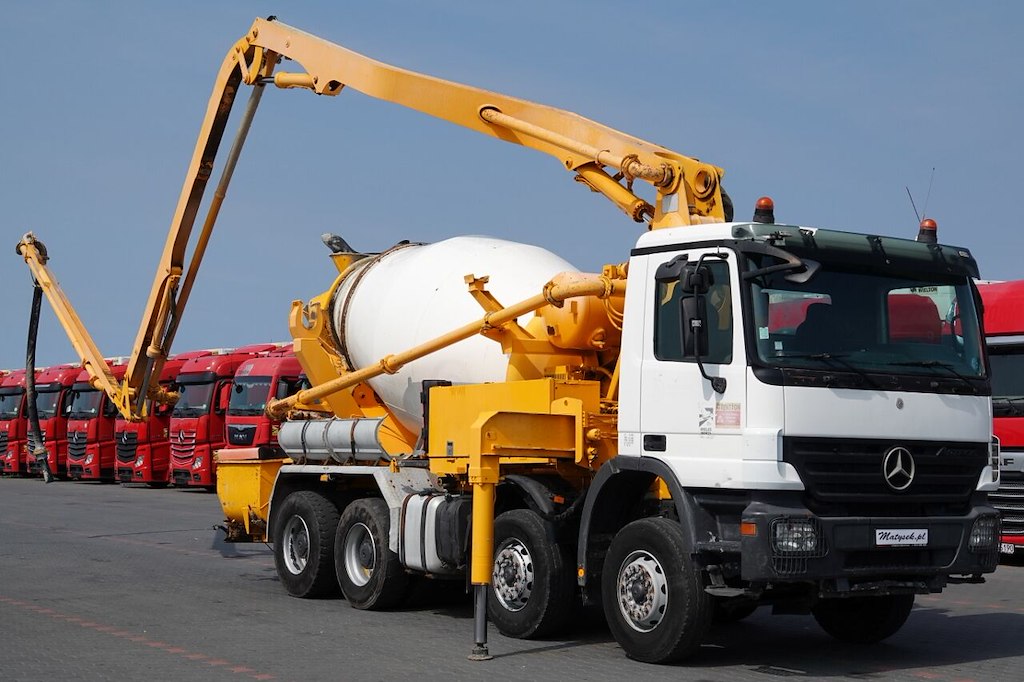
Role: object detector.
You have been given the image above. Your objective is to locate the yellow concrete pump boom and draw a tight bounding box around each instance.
[16,15,725,421]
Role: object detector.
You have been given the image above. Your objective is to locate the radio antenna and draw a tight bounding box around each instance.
[921,167,936,218]
[905,186,921,223]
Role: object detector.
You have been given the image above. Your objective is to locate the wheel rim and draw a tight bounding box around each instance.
[492,537,534,612]
[616,549,668,632]
[344,522,376,587]
[281,515,311,575]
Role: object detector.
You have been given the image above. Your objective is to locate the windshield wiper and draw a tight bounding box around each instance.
[229,408,264,416]
[775,352,882,388]
[174,408,207,418]
[887,360,979,394]
[994,396,1024,417]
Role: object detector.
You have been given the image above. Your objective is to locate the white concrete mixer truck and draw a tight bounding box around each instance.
[18,18,999,665]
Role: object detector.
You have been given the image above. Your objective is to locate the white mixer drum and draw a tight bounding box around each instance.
[332,236,578,433]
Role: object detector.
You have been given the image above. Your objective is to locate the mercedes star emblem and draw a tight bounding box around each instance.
[882,446,916,491]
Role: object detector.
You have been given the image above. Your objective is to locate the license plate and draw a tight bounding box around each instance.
[1001,542,1015,555]
[875,529,928,546]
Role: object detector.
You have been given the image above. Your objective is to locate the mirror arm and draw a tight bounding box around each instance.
[690,318,727,394]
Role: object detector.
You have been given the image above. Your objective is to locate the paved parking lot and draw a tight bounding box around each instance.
[2,476,1024,681]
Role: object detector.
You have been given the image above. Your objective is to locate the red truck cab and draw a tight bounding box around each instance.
[978,280,1024,554]
[225,349,305,458]
[25,364,80,478]
[66,360,128,481]
[115,354,198,486]
[170,344,282,489]
[1,370,31,475]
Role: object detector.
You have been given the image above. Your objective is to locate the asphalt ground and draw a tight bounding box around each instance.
[2,476,1024,682]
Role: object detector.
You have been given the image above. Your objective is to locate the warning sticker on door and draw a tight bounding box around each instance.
[715,402,741,428]
[699,407,714,435]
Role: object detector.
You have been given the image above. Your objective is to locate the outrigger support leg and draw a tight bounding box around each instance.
[469,584,492,661]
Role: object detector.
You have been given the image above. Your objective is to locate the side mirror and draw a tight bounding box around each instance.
[680,295,707,359]
[102,399,119,419]
[214,382,232,414]
[680,293,727,394]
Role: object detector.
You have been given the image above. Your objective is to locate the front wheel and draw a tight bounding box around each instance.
[812,594,915,643]
[601,517,712,664]
[488,509,574,639]
[335,498,409,610]
[272,491,341,598]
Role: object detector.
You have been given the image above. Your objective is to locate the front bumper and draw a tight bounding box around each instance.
[740,498,1000,590]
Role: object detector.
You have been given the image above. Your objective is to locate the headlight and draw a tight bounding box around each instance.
[772,518,819,554]
[135,456,145,467]
[969,516,999,551]
[84,454,94,465]
[191,456,204,470]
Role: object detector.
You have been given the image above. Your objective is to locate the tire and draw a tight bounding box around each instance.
[812,594,914,643]
[712,598,759,624]
[601,517,713,663]
[272,491,341,598]
[335,498,409,610]
[488,509,574,639]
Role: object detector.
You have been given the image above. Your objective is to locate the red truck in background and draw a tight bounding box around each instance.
[66,359,128,481]
[978,280,1024,555]
[1,369,31,475]
[224,347,306,458]
[170,344,284,489]
[115,353,204,487]
[25,363,80,479]
[766,291,945,343]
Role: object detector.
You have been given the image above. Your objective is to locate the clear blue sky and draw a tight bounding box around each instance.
[2,1,1021,368]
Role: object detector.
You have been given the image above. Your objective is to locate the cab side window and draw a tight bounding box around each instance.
[655,260,733,364]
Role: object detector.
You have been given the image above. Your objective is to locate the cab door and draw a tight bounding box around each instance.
[638,248,748,484]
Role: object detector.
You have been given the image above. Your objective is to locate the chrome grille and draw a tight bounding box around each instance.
[67,431,88,460]
[170,430,197,465]
[991,470,1024,535]
[115,431,139,463]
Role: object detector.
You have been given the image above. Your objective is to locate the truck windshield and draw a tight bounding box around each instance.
[68,388,104,419]
[990,346,1024,416]
[172,382,214,417]
[0,388,24,419]
[34,389,62,419]
[747,255,985,380]
[228,376,273,416]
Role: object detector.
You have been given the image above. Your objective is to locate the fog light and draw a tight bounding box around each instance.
[969,516,999,551]
[135,456,145,468]
[191,456,204,470]
[85,454,94,465]
[772,518,819,554]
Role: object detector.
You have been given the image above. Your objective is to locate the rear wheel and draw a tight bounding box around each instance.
[812,594,914,643]
[272,491,341,598]
[601,517,712,663]
[335,498,409,610]
[488,509,574,639]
